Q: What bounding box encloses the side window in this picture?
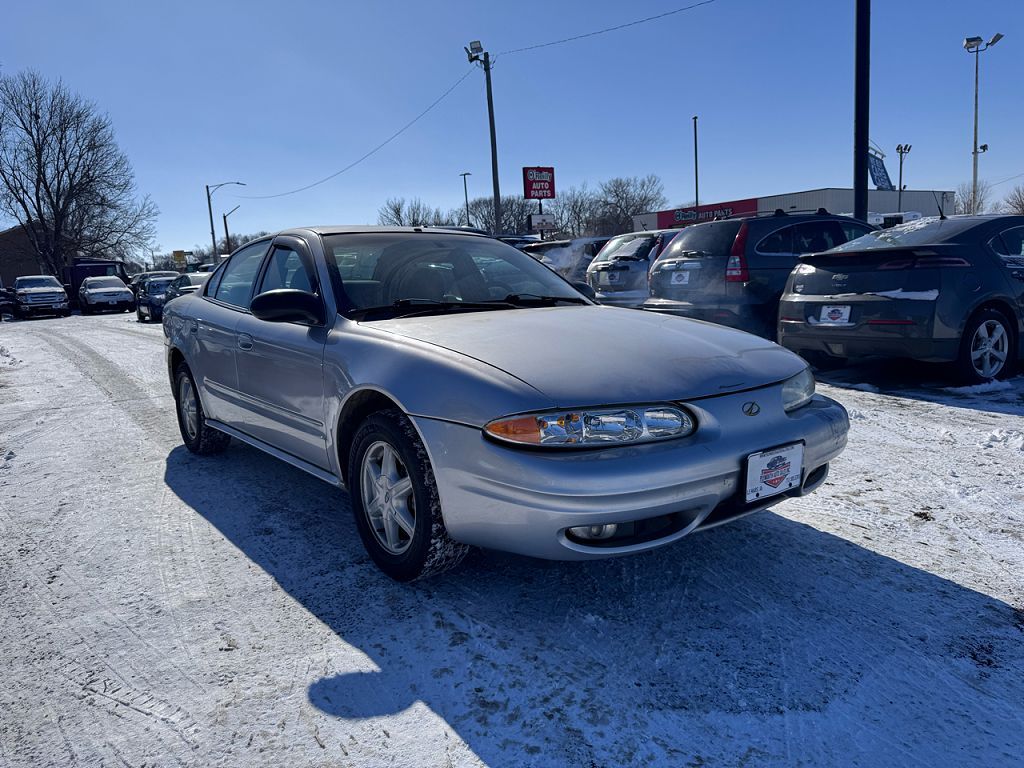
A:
[793,221,843,254]
[258,246,318,294]
[756,225,794,254]
[213,241,270,308]
[839,221,875,243]
[991,227,1024,259]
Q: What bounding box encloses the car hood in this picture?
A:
[369,305,805,405]
[17,286,64,295]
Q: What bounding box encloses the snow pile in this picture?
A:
[0,345,19,366]
[943,380,1013,395]
[979,429,1024,452]
[868,289,939,301]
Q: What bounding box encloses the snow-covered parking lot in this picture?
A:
[1,312,1023,767]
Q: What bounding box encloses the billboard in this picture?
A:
[655,197,758,229]
[868,153,895,191]
[528,213,556,233]
[523,167,555,199]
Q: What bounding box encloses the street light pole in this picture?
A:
[692,115,699,210]
[466,42,501,234]
[460,172,472,227]
[205,181,245,259]
[964,33,1004,214]
[223,205,240,254]
[896,144,911,211]
[853,0,871,222]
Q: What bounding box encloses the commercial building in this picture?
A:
[632,187,955,231]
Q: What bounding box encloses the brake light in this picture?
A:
[725,223,749,282]
[879,256,970,270]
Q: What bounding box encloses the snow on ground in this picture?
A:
[1,313,1023,767]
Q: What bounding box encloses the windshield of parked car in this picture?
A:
[86,277,126,289]
[659,220,742,259]
[146,278,175,294]
[322,233,588,319]
[15,276,62,289]
[590,233,661,263]
[828,217,981,251]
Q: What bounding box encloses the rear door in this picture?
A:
[647,220,740,301]
[233,236,330,469]
[990,225,1024,316]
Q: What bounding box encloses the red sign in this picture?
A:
[523,166,556,199]
[655,197,759,229]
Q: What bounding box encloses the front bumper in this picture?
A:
[413,389,848,560]
[16,301,68,316]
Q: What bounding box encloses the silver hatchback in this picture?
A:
[164,227,849,581]
[585,229,679,307]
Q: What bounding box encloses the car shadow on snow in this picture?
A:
[817,359,1024,418]
[164,444,1024,766]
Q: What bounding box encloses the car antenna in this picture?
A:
[932,191,947,220]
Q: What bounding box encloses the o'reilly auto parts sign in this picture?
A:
[523,167,555,199]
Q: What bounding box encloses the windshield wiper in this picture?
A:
[348,297,516,320]
[495,293,589,306]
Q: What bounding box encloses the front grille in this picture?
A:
[27,293,62,303]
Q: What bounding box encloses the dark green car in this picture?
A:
[778,215,1024,383]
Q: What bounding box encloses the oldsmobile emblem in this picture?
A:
[741,401,761,416]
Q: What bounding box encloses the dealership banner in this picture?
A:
[523,167,555,199]
[655,197,758,229]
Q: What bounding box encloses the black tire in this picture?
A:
[81,302,91,315]
[137,307,146,322]
[348,409,469,581]
[173,363,231,455]
[803,351,848,372]
[956,308,1015,384]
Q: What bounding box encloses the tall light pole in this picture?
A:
[459,172,472,227]
[853,0,870,222]
[895,144,911,211]
[964,33,1003,214]
[206,181,245,258]
[465,41,501,234]
[692,115,699,210]
[222,205,240,255]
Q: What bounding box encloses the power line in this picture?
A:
[496,0,719,56]
[990,171,1024,187]
[237,67,475,200]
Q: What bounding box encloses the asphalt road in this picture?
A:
[1,312,1023,767]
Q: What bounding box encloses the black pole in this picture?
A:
[897,153,904,212]
[853,0,870,221]
[483,52,502,234]
[205,185,217,259]
[692,115,699,209]
[222,213,231,254]
[461,173,471,226]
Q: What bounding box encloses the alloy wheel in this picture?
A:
[970,319,1008,379]
[360,441,416,555]
[178,376,199,440]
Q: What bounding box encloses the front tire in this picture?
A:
[957,308,1014,383]
[348,409,469,581]
[174,363,230,455]
[137,307,146,322]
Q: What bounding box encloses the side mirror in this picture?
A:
[573,281,596,300]
[250,289,325,325]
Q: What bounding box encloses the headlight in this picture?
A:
[782,368,815,412]
[484,405,696,448]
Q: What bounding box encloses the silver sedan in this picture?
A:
[164,227,849,581]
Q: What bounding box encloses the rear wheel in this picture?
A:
[174,363,230,454]
[957,308,1013,383]
[348,409,469,581]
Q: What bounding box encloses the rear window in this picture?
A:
[661,221,741,257]
[592,234,660,263]
[86,277,125,289]
[830,217,980,252]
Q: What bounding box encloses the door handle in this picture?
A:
[237,333,254,351]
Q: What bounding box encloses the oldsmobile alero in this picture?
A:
[163,227,849,581]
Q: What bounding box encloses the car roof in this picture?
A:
[279,226,493,239]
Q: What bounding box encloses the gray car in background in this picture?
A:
[585,229,680,307]
[164,227,848,581]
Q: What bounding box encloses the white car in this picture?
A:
[79,276,135,314]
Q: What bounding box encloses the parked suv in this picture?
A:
[645,210,876,337]
[11,275,70,319]
[585,230,680,307]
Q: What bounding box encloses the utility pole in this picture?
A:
[460,172,472,227]
[223,205,240,254]
[466,42,501,234]
[692,115,699,210]
[853,0,870,222]
[896,144,911,211]
[205,181,245,259]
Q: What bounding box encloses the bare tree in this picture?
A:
[954,180,994,215]
[547,183,601,238]
[593,175,667,235]
[377,197,454,227]
[998,184,1024,215]
[0,70,157,274]
[468,195,533,235]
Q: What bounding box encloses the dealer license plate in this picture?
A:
[745,443,803,502]
[598,271,620,285]
[819,305,851,324]
[670,271,690,285]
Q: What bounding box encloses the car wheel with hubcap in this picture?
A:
[957,308,1013,383]
[174,363,231,454]
[348,409,469,581]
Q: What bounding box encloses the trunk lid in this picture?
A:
[793,247,959,296]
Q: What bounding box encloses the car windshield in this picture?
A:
[661,220,742,258]
[87,277,125,289]
[15,276,61,289]
[147,279,174,293]
[322,233,587,319]
[591,233,660,263]
[829,216,981,251]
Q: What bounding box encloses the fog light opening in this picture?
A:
[569,524,618,540]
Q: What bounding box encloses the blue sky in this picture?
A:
[1,0,1022,254]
